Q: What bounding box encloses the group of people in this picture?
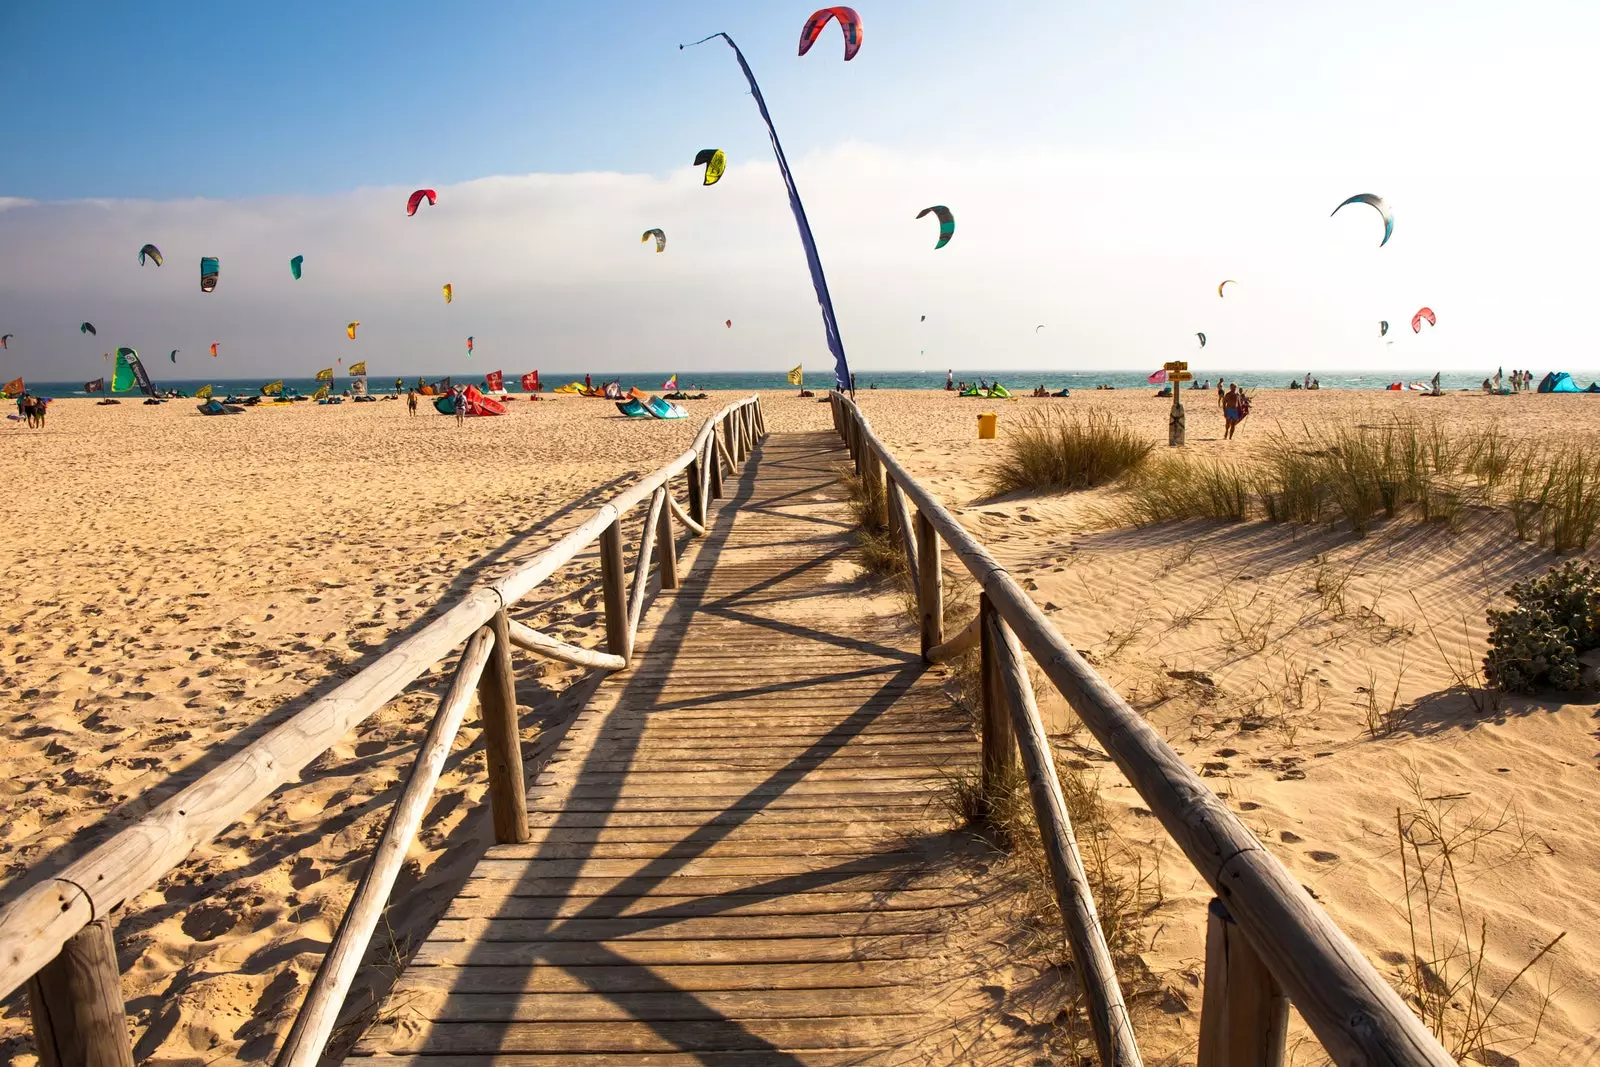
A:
[12,392,49,428]
[1288,373,1322,390]
[1500,369,1535,393]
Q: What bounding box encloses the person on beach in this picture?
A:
[1223,383,1245,440]
[453,386,466,426]
[946,369,954,391]
[407,389,418,416]
[1217,380,1225,408]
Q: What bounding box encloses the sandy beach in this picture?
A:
[3,387,1598,1064]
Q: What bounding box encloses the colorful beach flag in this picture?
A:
[1147,368,1167,384]
[195,384,213,399]
[787,365,804,386]
[84,378,104,393]
[521,371,540,392]
[485,370,503,392]
[262,380,283,396]
[663,374,678,391]
[348,361,366,376]
[315,367,334,381]
[4,376,25,397]
[312,384,330,401]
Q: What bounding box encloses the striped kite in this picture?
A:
[138,243,163,267]
[916,205,954,249]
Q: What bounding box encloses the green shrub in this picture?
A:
[988,411,1153,495]
[1484,562,1600,692]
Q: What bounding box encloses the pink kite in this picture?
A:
[1411,307,1436,333]
[406,188,438,216]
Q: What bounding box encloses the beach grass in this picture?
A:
[1120,420,1600,550]
[988,410,1154,495]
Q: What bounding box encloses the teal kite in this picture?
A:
[1331,193,1393,247]
[138,243,163,267]
[290,255,304,280]
[201,257,219,293]
[916,205,955,249]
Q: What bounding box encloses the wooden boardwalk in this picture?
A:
[353,431,1020,1065]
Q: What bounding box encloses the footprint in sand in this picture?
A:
[1307,850,1339,863]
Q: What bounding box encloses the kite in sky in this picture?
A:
[1380,320,1389,337]
[682,23,854,390]
[798,7,863,60]
[0,334,11,348]
[138,243,163,267]
[642,228,666,252]
[1197,332,1207,348]
[917,205,955,249]
[1331,193,1393,247]
[209,341,220,357]
[694,149,726,186]
[170,349,178,363]
[406,189,437,216]
[725,319,733,328]
[346,321,360,339]
[442,284,453,304]
[1036,324,1046,333]
[290,255,304,280]
[1411,307,1436,333]
[80,322,97,336]
[466,336,474,354]
[1218,279,1236,297]
[201,256,219,293]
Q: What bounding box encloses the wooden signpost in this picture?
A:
[1166,360,1193,446]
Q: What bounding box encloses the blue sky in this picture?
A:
[2,2,1598,378]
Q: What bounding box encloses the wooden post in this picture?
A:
[977,593,1016,812]
[916,512,943,659]
[275,627,495,1067]
[26,919,133,1067]
[599,520,629,660]
[686,459,704,527]
[886,471,903,545]
[1198,898,1289,1067]
[478,610,529,844]
[989,613,1144,1067]
[725,414,740,464]
[655,490,679,590]
[708,437,724,500]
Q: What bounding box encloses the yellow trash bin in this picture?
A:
[977,412,997,439]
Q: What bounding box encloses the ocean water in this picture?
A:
[16,369,1585,400]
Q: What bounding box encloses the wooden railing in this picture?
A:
[830,392,1454,1067]
[0,396,768,1067]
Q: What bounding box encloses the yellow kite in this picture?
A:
[346,321,360,339]
[442,284,453,304]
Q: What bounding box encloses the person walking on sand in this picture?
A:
[453,386,466,426]
[946,369,954,391]
[407,389,418,416]
[1223,382,1245,440]
[1216,379,1226,409]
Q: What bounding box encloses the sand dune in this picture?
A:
[856,387,1600,1065]
[3,387,1597,1064]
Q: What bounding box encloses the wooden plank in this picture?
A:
[393,960,921,994]
[346,1053,890,1067]
[468,855,932,879]
[443,888,985,920]
[411,935,953,967]
[471,839,932,861]
[370,1016,933,1054]
[457,869,983,898]
[520,808,942,829]
[391,987,930,1022]
[427,911,952,942]
[523,793,944,814]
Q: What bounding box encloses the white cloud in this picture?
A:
[2,142,1596,380]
